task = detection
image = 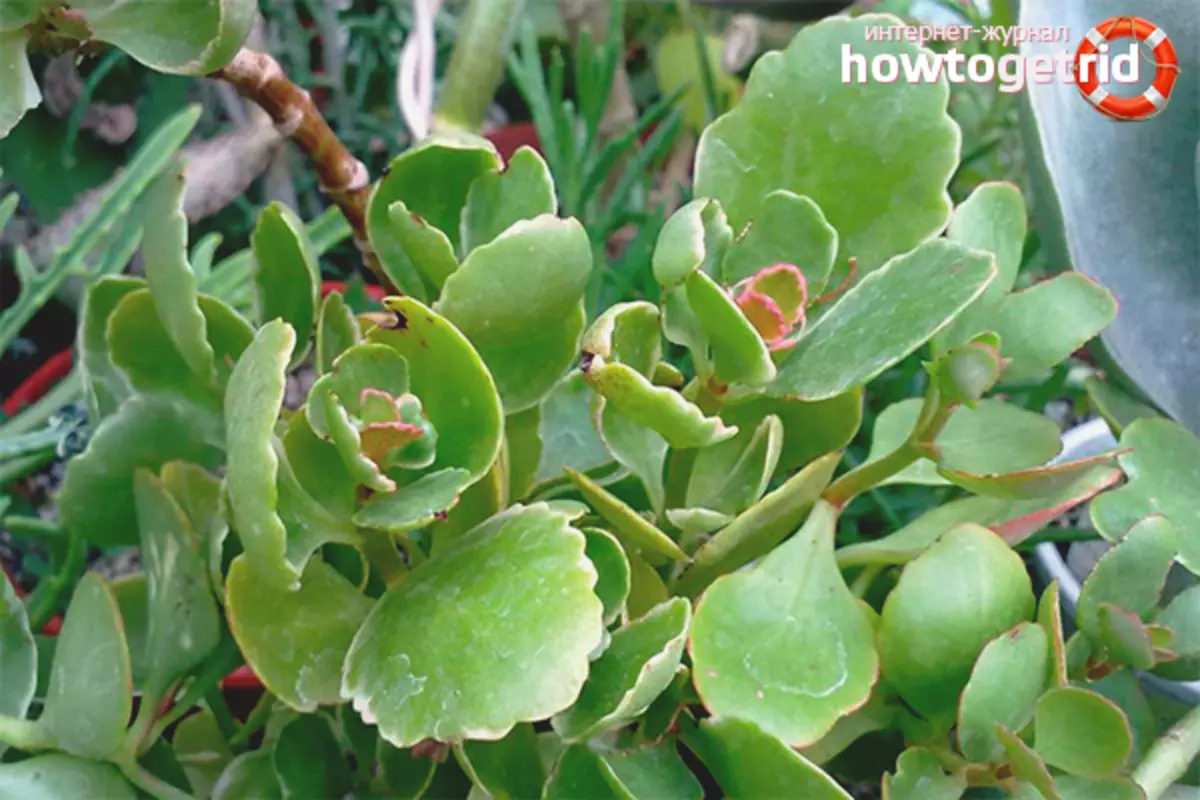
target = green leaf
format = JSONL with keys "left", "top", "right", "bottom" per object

{"left": 369, "top": 297, "right": 505, "bottom": 484}
{"left": 694, "top": 13, "right": 959, "bottom": 277}
{"left": 1038, "top": 583, "right": 1069, "bottom": 689}
{"left": 673, "top": 451, "right": 840, "bottom": 598}
{"left": 996, "top": 726, "right": 1058, "bottom": 800}
{"left": 1054, "top": 775, "right": 1145, "bottom": 800}
{"left": 1096, "top": 605, "right": 1157, "bottom": 670}
{"left": 652, "top": 198, "right": 732, "bottom": 289}
{"left": 721, "top": 390, "right": 862, "bottom": 479}
{"left": 1152, "top": 585, "right": 1200, "bottom": 680}
{"left": 721, "top": 190, "right": 838, "bottom": 293}
{"left": 690, "top": 500, "right": 877, "bottom": 746}
{"left": 681, "top": 717, "right": 851, "bottom": 799}
{"left": 77, "top": 0, "right": 254, "bottom": 74}
{"left": 939, "top": 450, "right": 1123, "bottom": 500}
{"left": 535, "top": 372, "right": 612, "bottom": 484}
{"left": 225, "top": 320, "right": 299, "bottom": 589}
{"left": 879, "top": 525, "right": 1034, "bottom": 727}
{"left": 252, "top": 202, "right": 321, "bottom": 366}
{"left": 882, "top": 748, "right": 966, "bottom": 800}
{"left": 1077, "top": 515, "right": 1176, "bottom": 646}
{"left": 599, "top": 404, "right": 669, "bottom": 515}
{"left": 436, "top": 216, "right": 591, "bottom": 412}
{"left": 354, "top": 469, "right": 471, "bottom": 534}
{"left": 627, "top": 551, "right": 670, "bottom": 620}
{"left": 987, "top": 273, "right": 1117, "bottom": 380}
{"left": 280, "top": 408, "right": 357, "bottom": 522}
{"left": 107, "top": 289, "right": 256, "bottom": 412}
{"left": 553, "top": 598, "right": 690, "bottom": 742}
{"left": 600, "top": 741, "right": 704, "bottom": 800}
{"left": 584, "top": 361, "right": 736, "bottom": 448}
{"left": 173, "top": 709, "right": 232, "bottom": 799}
{"left": 315, "top": 291, "right": 360, "bottom": 374}
{"left": 212, "top": 751, "right": 283, "bottom": 800}
{"left": 59, "top": 395, "right": 224, "bottom": 547}
{"left": 273, "top": 714, "right": 353, "bottom": 800}
{"left": 1034, "top": 687, "right": 1132, "bottom": 779}
{"left": 38, "top": 573, "right": 131, "bottom": 760}
{"left": 865, "top": 399, "right": 1061, "bottom": 486}
{"left": 0, "top": 571, "right": 35, "bottom": 754}
{"left": 933, "top": 182, "right": 1028, "bottom": 353}
{"left": 141, "top": 160, "right": 217, "bottom": 383}
{"left": 368, "top": 134, "right": 501, "bottom": 299}
{"left": 956, "top": 623, "right": 1049, "bottom": 763}
{"left": 0, "top": 31, "right": 39, "bottom": 138}
{"left": 685, "top": 270, "right": 775, "bottom": 387}
{"left": 581, "top": 302, "right": 662, "bottom": 376}
{"left": 456, "top": 723, "right": 545, "bottom": 800}
{"left": 1085, "top": 377, "right": 1161, "bottom": 437}
{"left": 134, "top": 469, "right": 221, "bottom": 707}
{"left": 78, "top": 276, "right": 140, "bottom": 421}
{"left": 687, "top": 414, "right": 782, "bottom": 516}
{"left": 461, "top": 146, "right": 557, "bottom": 254}
{"left": 342, "top": 504, "right": 604, "bottom": 747}
{"left": 1091, "top": 419, "right": 1200, "bottom": 573}
{"left": 769, "top": 241, "right": 995, "bottom": 400}
{"left": 377, "top": 742, "right": 437, "bottom": 798}
{"left": 0, "top": 754, "right": 135, "bottom": 800}
{"left": 567, "top": 468, "right": 688, "bottom": 565}
{"left": 226, "top": 555, "right": 372, "bottom": 712}
{"left": 583, "top": 528, "right": 632, "bottom": 626}
{"left": 111, "top": 575, "right": 150, "bottom": 688}
{"left": 387, "top": 200, "right": 460, "bottom": 292}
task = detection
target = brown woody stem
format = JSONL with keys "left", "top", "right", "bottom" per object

{"left": 213, "top": 49, "right": 395, "bottom": 291}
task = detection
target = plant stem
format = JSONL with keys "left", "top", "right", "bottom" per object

{"left": 213, "top": 49, "right": 391, "bottom": 290}
{"left": 203, "top": 686, "right": 240, "bottom": 745}
{"left": 143, "top": 635, "right": 242, "bottom": 751}
{"left": 360, "top": 528, "right": 408, "bottom": 586}
{"left": 118, "top": 759, "right": 195, "bottom": 800}
{"left": 1134, "top": 704, "right": 1200, "bottom": 800}
{"left": 849, "top": 564, "right": 883, "bottom": 599}
{"left": 434, "top": 0, "right": 526, "bottom": 133}
{"left": 0, "top": 714, "right": 51, "bottom": 751}
{"left": 229, "top": 693, "right": 275, "bottom": 751}
{"left": 25, "top": 519, "right": 85, "bottom": 630}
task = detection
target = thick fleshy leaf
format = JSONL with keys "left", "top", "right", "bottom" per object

{"left": 627, "top": 552, "right": 670, "bottom": 621}
{"left": 461, "top": 146, "right": 557, "bottom": 254}
{"left": 1077, "top": 515, "right": 1176, "bottom": 647}
{"left": 687, "top": 414, "right": 782, "bottom": 516}
{"left": 315, "top": 291, "right": 360, "bottom": 374}
{"left": 652, "top": 198, "right": 732, "bottom": 289}
{"left": 1034, "top": 688, "right": 1132, "bottom": 779}
{"left": 1054, "top": 775, "right": 1145, "bottom": 800}
{"left": 584, "top": 360, "right": 736, "bottom": 448}
{"left": 78, "top": 276, "right": 141, "bottom": 420}
{"left": 0, "top": 571, "right": 35, "bottom": 753}
{"left": 377, "top": 743, "right": 437, "bottom": 798}
{"left": 107, "top": 289, "right": 255, "bottom": 412}
{"left": 682, "top": 717, "right": 851, "bottom": 799}
{"left": 879, "top": 525, "right": 1034, "bottom": 726}
{"left": 987, "top": 273, "right": 1117, "bottom": 380}
{"left": 252, "top": 202, "right": 321, "bottom": 365}
{"left": 956, "top": 623, "right": 1049, "bottom": 763}
{"left": 436, "top": 216, "right": 591, "bottom": 411}
{"left": 354, "top": 468, "right": 473, "bottom": 533}
{"left": 599, "top": 404, "right": 669, "bottom": 515}
{"left": 583, "top": 528, "right": 632, "bottom": 626}
{"left": 342, "top": 504, "right": 604, "bottom": 747}
{"left": 685, "top": 270, "right": 775, "bottom": 386}
{"left": 273, "top": 714, "right": 353, "bottom": 800}
{"left": 553, "top": 598, "right": 690, "bottom": 742}
{"left": 1091, "top": 419, "right": 1200, "bottom": 572}
{"left": 690, "top": 501, "right": 877, "bottom": 746}
{"left": 535, "top": 372, "right": 613, "bottom": 484}
{"left": 721, "top": 190, "right": 837, "bottom": 293}
{"left": 59, "top": 394, "right": 224, "bottom": 547}
{"left": 226, "top": 555, "right": 372, "bottom": 712}
{"left": 388, "top": 200, "right": 459, "bottom": 292}
{"left": 0, "top": 754, "right": 135, "bottom": 800}
{"left": 769, "top": 241, "right": 995, "bottom": 400}
{"left": 933, "top": 182, "right": 1028, "bottom": 352}
{"left": 224, "top": 320, "right": 298, "bottom": 589}
{"left": 0, "top": 31, "right": 39, "bottom": 138}
{"left": 456, "top": 723, "right": 545, "bottom": 800}
{"left": 581, "top": 302, "right": 662, "bottom": 376}
{"left": 997, "top": 727, "right": 1057, "bottom": 800}
{"left": 141, "top": 162, "right": 217, "bottom": 383}
{"left": 694, "top": 12, "right": 958, "bottom": 277}
{"left": 721, "top": 390, "right": 861, "bottom": 478}
{"left": 940, "top": 450, "right": 1123, "bottom": 500}
{"left": 134, "top": 469, "right": 221, "bottom": 706}
{"left": 281, "top": 409, "right": 356, "bottom": 522}
{"left": 211, "top": 751, "right": 283, "bottom": 800}
{"left": 39, "top": 573, "right": 131, "bottom": 760}
{"left": 865, "top": 399, "right": 1061, "bottom": 486}
{"left": 1038, "top": 583, "right": 1069, "bottom": 689}
{"left": 882, "top": 748, "right": 966, "bottom": 800}
{"left": 1085, "top": 377, "right": 1161, "bottom": 437}
{"left": 367, "top": 133, "right": 500, "bottom": 299}
{"left": 673, "top": 451, "right": 840, "bottom": 598}
{"left": 368, "top": 297, "right": 504, "bottom": 483}
{"left": 566, "top": 468, "right": 686, "bottom": 564}
{"left": 544, "top": 742, "right": 700, "bottom": 800}
{"left": 173, "top": 709, "right": 232, "bottom": 799}
{"left": 1152, "top": 585, "right": 1200, "bottom": 681}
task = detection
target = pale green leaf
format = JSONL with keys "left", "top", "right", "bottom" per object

{"left": 721, "top": 190, "right": 838, "bottom": 293}
{"left": 354, "top": 468, "right": 473, "bottom": 532}
{"left": 882, "top": 748, "right": 966, "bottom": 800}
{"left": 687, "top": 414, "right": 782, "bottom": 516}
{"left": 567, "top": 468, "right": 688, "bottom": 565}
{"left": 0, "top": 754, "right": 135, "bottom": 800}
{"left": 461, "top": 145, "right": 557, "bottom": 254}
{"left": 388, "top": 200, "right": 459, "bottom": 291}
{"left": 315, "top": 291, "right": 360, "bottom": 374}
{"left": 652, "top": 198, "right": 731, "bottom": 289}
{"left": 1034, "top": 688, "right": 1132, "bottom": 779}
{"left": 78, "top": 276, "right": 140, "bottom": 421}
{"left": 252, "top": 202, "right": 321, "bottom": 366}
{"left": 1077, "top": 515, "right": 1176, "bottom": 644}
{"left": 0, "top": 31, "right": 39, "bottom": 139}
{"left": 0, "top": 571, "right": 35, "bottom": 756}
{"left": 957, "top": 623, "right": 1049, "bottom": 763}
{"left": 81, "top": 0, "right": 255, "bottom": 74}
{"left": 685, "top": 270, "right": 775, "bottom": 387}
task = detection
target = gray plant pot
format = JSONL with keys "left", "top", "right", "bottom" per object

{"left": 1030, "top": 418, "right": 1200, "bottom": 705}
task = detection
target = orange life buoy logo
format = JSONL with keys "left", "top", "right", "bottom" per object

{"left": 1075, "top": 16, "right": 1180, "bottom": 121}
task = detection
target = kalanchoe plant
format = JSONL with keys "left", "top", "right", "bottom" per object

{"left": 4, "top": 7, "right": 1200, "bottom": 800}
